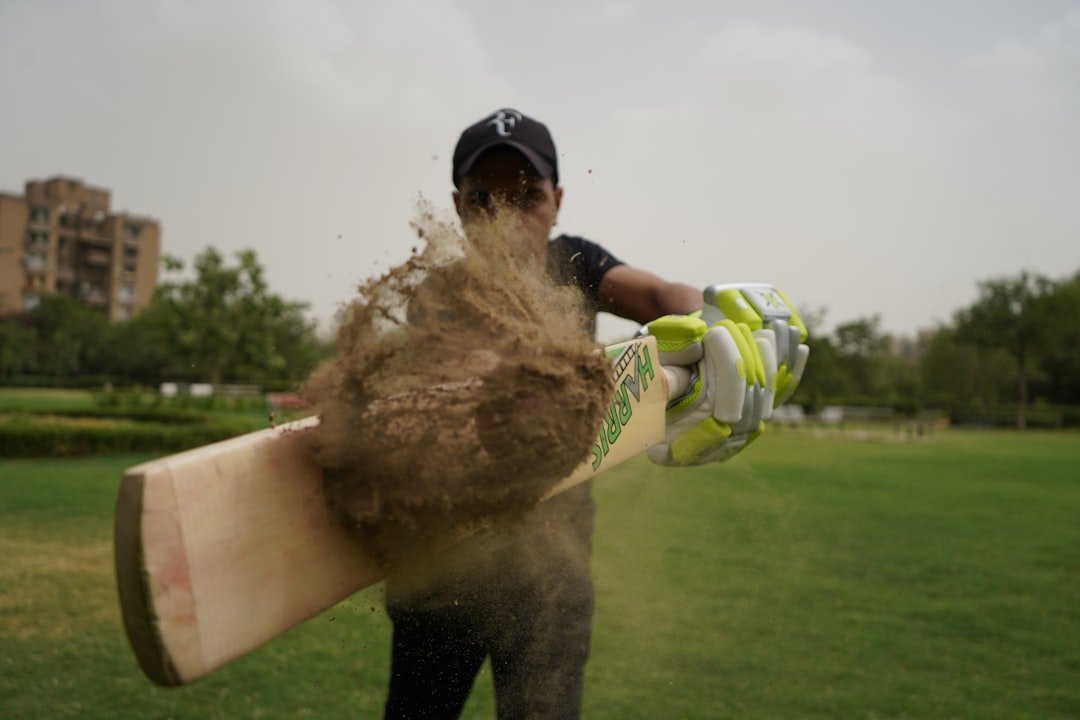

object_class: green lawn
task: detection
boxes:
[0,388,96,412]
[0,386,293,422]
[1,430,1078,718]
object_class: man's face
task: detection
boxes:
[454,147,563,248]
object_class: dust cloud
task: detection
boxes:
[301,202,612,564]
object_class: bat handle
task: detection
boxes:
[661,365,692,402]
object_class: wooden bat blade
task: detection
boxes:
[114,336,668,686]
[114,416,382,686]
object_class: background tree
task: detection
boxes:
[1033,272,1080,406]
[95,302,179,385]
[154,247,325,386]
[796,335,845,412]
[918,326,1014,411]
[954,271,1058,429]
[0,318,36,378]
[792,314,899,409]
[26,294,110,377]
[833,315,891,401]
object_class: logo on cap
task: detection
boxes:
[487,109,523,137]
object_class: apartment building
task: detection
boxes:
[0,176,160,321]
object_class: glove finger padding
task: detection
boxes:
[702,283,810,408]
[646,315,767,467]
[752,328,778,420]
[777,342,809,406]
[724,320,764,435]
[704,322,747,424]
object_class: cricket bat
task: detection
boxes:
[115,336,683,687]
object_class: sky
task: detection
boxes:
[2,0,1078,342]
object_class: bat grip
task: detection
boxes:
[661,365,692,402]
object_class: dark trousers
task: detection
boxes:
[384,485,595,720]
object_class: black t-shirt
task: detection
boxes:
[546,234,623,336]
[407,233,621,334]
[387,233,621,610]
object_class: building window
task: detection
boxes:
[24,252,47,273]
[24,231,48,250]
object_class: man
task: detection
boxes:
[383,109,805,719]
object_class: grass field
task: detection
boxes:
[0,388,96,412]
[2,429,1078,718]
[0,387,288,421]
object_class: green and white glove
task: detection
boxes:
[645,313,769,466]
[700,284,809,414]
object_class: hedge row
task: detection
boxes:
[0,374,115,389]
[1,374,302,394]
[37,407,221,425]
[946,404,1080,429]
[0,419,257,458]
[93,391,272,414]
[3,375,304,397]
[799,396,1080,428]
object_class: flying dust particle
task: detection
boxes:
[302,199,613,567]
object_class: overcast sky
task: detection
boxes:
[2,0,1078,341]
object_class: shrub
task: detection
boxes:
[0,415,259,458]
[43,407,216,424]
[0,374,113,389]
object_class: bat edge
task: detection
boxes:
[114,467,185,687]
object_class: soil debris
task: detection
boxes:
[302,202,612,563]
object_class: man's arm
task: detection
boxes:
[597,265,703,323]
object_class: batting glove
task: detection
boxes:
[645,313,768,466]
[700,284,810,413]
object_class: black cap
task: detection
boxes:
[452,109,558,188]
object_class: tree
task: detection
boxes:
[1036,272,1080,405]
[95,303,178,385]
[954,271,1058,429]
[0,318,36,377]
[878,351,920,411]
[796,334,846,411]
[26,294,110,377]
[793,314,899,409]
[154,247,321,385]
[833,315,891,400]
[918,326,1014,412]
